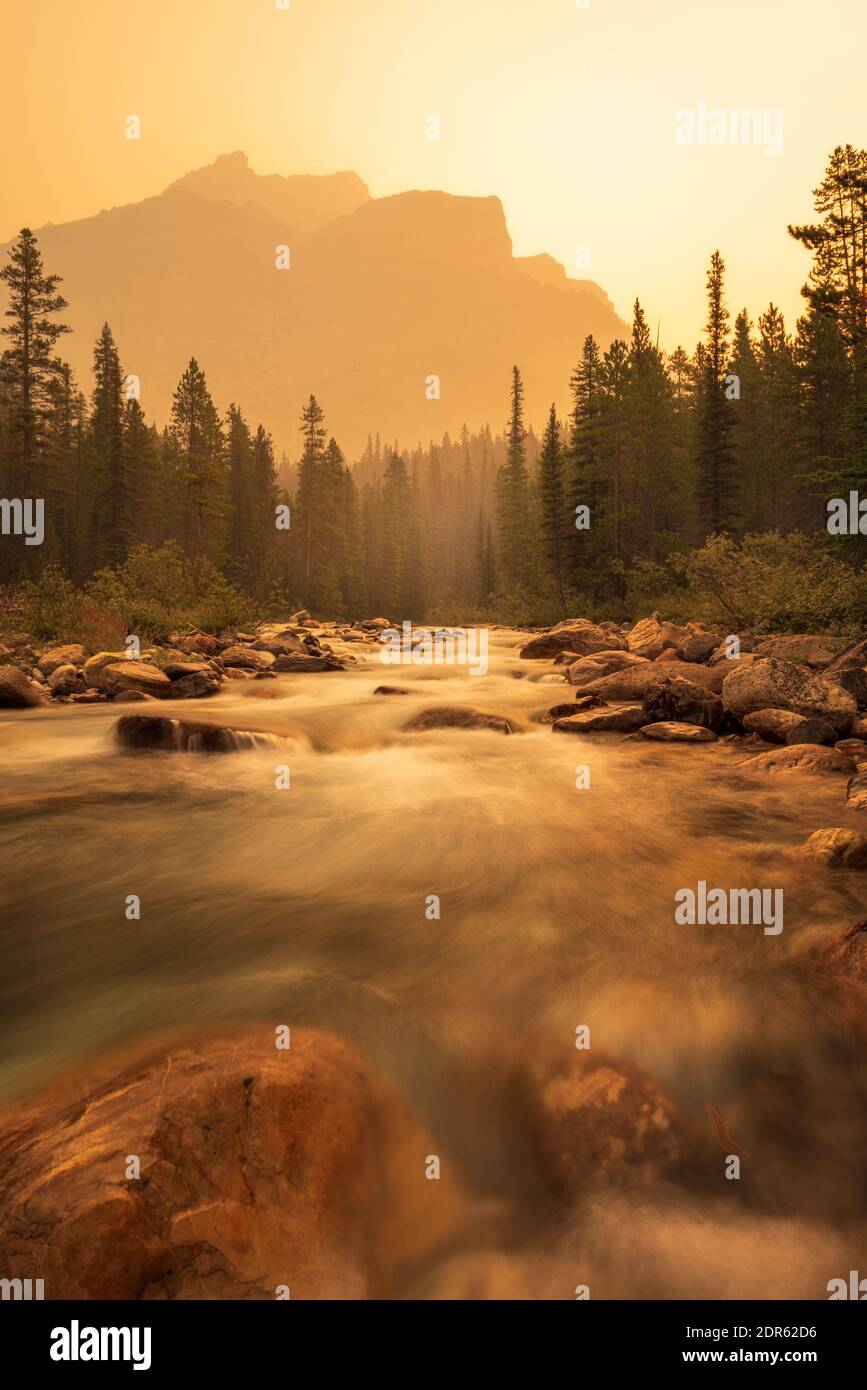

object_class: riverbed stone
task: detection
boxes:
[797,828,867,868]
[404,705,513,734]
[0,665,47,707]
[36,643,86,675]
[520,620,625,661]
[552,705,648,734]
[218,645,275,671]
[743,744,856,776]
[642,676,723,730]
[566,650,648,685]
[0,1028,465,1300]
[721,658,856,735]
[640,721,718,743]
[47,663,84,696]
[626,614,693,660]
[98,660,172,699]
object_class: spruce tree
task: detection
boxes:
[695,251,738,535]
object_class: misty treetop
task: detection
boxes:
[1,145,866,630]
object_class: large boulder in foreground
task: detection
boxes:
[722,658,856,735]
[98,660,172,700]
[642,676,723,731]
[520,620,625,660]
[0,665,47,707]
[0,1028,464,1300]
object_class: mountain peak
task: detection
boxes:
[165,153,370,237]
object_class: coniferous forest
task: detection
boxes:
[2,143,866,640]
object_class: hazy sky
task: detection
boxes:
[2,0,865,348]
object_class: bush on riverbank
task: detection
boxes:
[1,543,264,646]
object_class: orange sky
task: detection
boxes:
[2,0,865,350]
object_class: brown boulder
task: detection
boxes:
[582,660,725,702]
[0,665,47,707]
[404,705,513,734]
[0,1028,464,1300]
[552,705,648,734]
[526,1047,684,1192]
[98,661,172,699]
[218,645,275,671]
[642,675,723,730]
[626,614,692,659]
[640,721,717,743]
[47,663,85,696]
[566,650,648,686]
[36,643,86,675]
[742,745,856,776]
[721,658,856,734]
[797,828,867,868]
[753,634,844,668]
[520,620,625,661]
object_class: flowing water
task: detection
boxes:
[2,628,866,1297]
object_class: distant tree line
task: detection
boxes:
[1,144,865,624]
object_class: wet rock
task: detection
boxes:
[218,645,275,671]
[721,658,856,735]
[170,670,222,699]
[845,770,867,809]
[404,706,513,734]
[640,721,717,743]
[626,614,693,660]
[359,617,391,631]
[273,652,345,672]
[566,650,648,685]
[852,716,867,739]
[113,690,158,703]
[825,637,867,676]
[810,919,867,983]
[70,690,105,704]
[797,828,867,868]
[642,675,723,730]
[98,661,172,700]
[526,1047,684,1192]
[540,694,607,723]
[582,660,725,702]
[743,745,856,776]
[114,714,291,752]
[0,665,48,707]
[552,705,648,734]
[83,650,129,687]
[521,620,625,660]
[373,685,412,696]
[163,661,213,680]
[47,663,84,696]
[0,1028,465,1300]
[36,643,86,675]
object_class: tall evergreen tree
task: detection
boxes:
[695,251,738,534]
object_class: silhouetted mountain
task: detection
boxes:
[3,153,627,454]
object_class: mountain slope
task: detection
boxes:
[3,154,627,455]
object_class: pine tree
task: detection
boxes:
[167,358,225,561]
[537,402,567,606]
[495,365,533,592]
[90,323,129,567]
[0,227,71,493]
[695,251,738,534]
